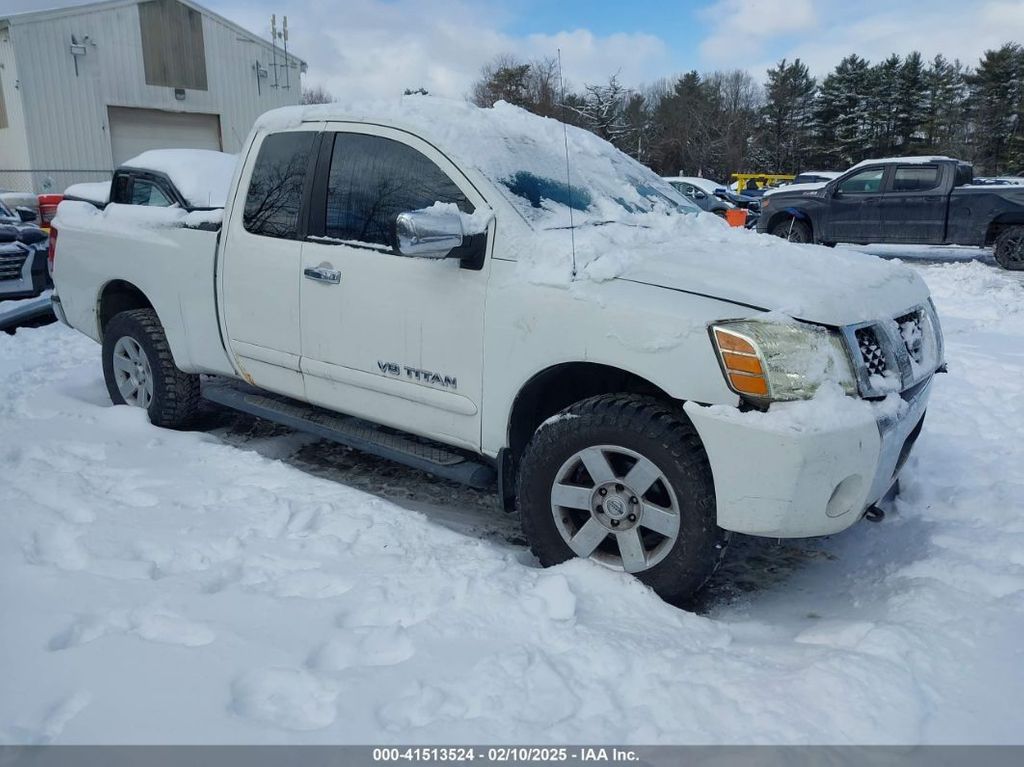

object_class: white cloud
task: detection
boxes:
[698,0,1024,78]
[215,0,671,101]
[697,0,817,63]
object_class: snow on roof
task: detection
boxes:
[121,149,238,209]
[849,156,957,171]
[794,171,840,179]
[663,176,725,194]
[63,181,109,205]
[257,97,701,230]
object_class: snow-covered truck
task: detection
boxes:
[49,100,945,602]
[759,156,1024,270]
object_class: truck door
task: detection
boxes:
[881,164,947,243]
[822,166,888,243]
[298,126,490,450]
[219,128,321,399]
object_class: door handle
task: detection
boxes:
[304,266,342,284]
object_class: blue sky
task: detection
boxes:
[3,0,1023,99]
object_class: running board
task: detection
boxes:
[202,380,496,489]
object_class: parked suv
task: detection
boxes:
[51,100,944,602]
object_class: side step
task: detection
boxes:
[202,380,496,489]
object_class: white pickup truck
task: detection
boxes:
[50,99,944,603]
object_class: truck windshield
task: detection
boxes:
[449,106,700,228]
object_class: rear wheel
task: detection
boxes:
[517,394,727,604]
[993,226,1024,270]
[102,309,200,428]
[771,216,812,243]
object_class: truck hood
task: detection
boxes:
[544,213,930,327]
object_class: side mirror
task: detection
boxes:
[395,208,464,259]
[16,206,37,223]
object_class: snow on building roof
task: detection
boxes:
[121,149,238,209]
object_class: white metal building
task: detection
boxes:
[0,0,305,192]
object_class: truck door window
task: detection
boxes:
[838,168,885,194]
[131,180,172,207]
[324,133,472,250]
[243,131,317,239]
[892,166,940,192]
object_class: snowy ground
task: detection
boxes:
[1,251,1023,745]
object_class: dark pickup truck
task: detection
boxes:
[758,157,1024,270]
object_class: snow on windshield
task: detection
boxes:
[256,99,700,228]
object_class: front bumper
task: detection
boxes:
[683,379,931,538]
[0,243,49,300]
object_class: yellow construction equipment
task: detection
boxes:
[731,173,795,193]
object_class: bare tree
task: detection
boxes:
[302,85,334,105]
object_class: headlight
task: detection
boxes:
[709,319,857,402]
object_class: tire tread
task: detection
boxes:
[103,308,200,429]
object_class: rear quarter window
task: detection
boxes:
[892,166,940,192]
[243,131,317,239]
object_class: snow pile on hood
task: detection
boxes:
[526,208,928,325]
[121,150,238,209]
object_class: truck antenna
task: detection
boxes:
[557,49,577,280]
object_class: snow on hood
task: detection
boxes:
[256,98,927,325]
[121,149,238,208]
[557,211,929,326]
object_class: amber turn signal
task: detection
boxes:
[713,327,770,399]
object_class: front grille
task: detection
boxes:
[855,326,888,377]
[896,310,924,364]
[0,250,28,282]
[846,302,943,398]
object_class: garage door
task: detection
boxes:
[108,107,222,166]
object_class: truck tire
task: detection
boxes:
[771,216,812,243]
[517,394,727,604]
[102,308,199,428]
[993,226,1024,270]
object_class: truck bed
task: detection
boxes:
[52,202,235,377]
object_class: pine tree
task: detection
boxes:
[758,58,816,171]
[922,55,969,156]
[813,55,873,166]
[967,43,1024,174]
[894,52,928,150]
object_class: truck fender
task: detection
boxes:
[781,207,809,221]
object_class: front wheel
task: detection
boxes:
[994,226,1024,270]
[102,309,200,428]
[517,395,727,604]
[771,216,812,243]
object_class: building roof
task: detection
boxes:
[0,0,305,67]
